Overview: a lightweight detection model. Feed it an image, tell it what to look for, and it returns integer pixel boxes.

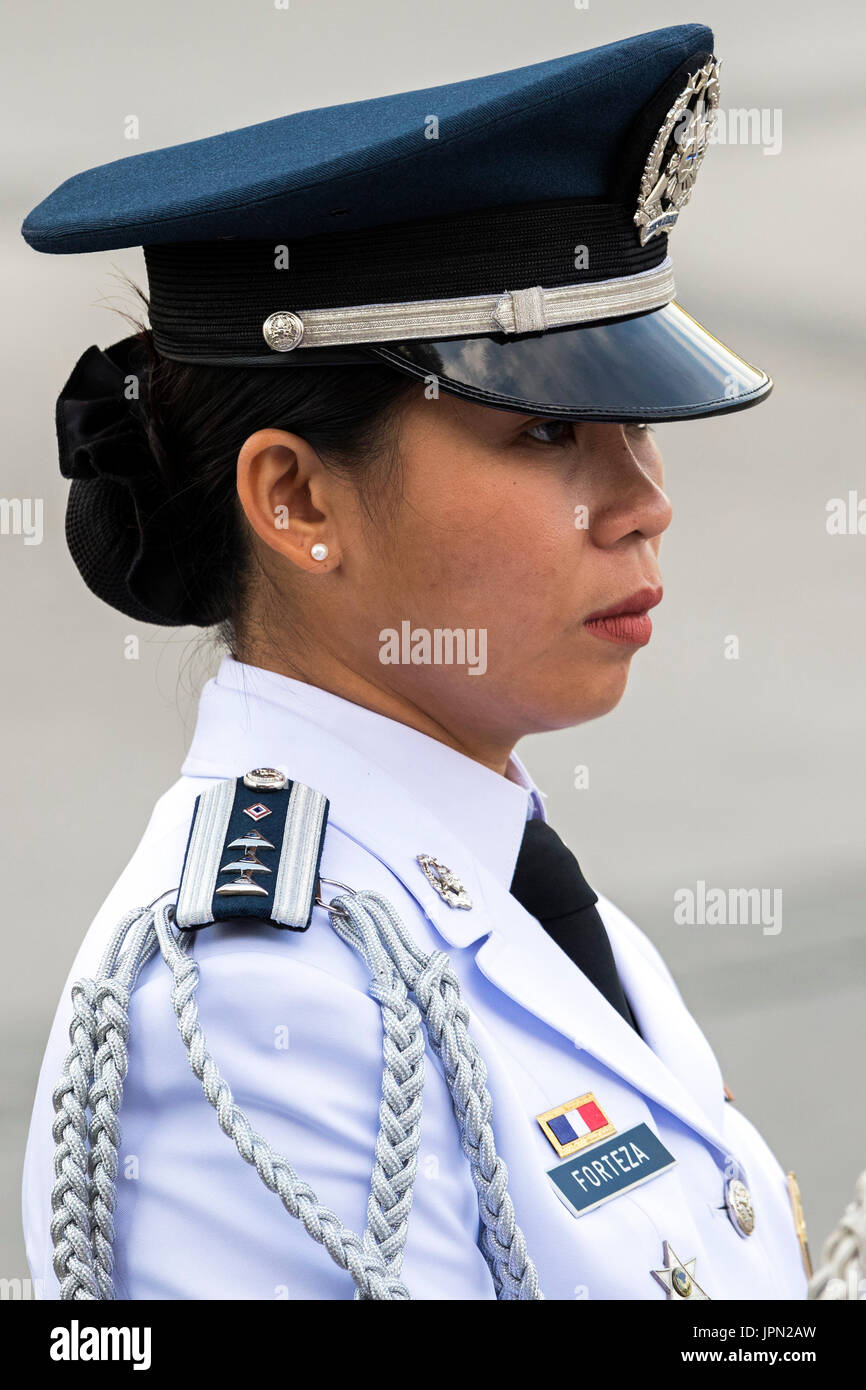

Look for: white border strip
[266,259,675,349]
[272,782,328,928]
[176,778,235,928]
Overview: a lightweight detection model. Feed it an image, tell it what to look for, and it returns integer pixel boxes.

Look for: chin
[553,661,632,728]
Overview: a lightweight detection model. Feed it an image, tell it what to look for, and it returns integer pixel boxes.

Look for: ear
[236,428,340,572]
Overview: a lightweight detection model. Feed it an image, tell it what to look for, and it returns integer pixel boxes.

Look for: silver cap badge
[634,57,721,246]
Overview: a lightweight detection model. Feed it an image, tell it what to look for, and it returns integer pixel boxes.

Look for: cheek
[396,465,581,626]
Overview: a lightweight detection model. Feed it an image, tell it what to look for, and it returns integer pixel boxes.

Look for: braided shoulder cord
[87,914,159,1299]
[52,898,410,1300]
[326,894,426,1295]
[152,902,412,1300]
[51,974,98,1299]
[51,907,159,1299]
[51,887,542,1300]
[331,890,543,1301]
[809,1172,866,1300]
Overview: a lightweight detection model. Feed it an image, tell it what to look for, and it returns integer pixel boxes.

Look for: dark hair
[60,314,417,639]
[137,328,419,639]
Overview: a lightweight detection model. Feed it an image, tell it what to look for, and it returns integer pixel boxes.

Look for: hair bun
[56,336,212,625]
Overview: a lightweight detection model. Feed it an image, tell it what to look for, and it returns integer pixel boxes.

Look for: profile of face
[237,389,672,766]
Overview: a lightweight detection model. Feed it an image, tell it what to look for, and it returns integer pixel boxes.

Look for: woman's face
[322,391,672,747]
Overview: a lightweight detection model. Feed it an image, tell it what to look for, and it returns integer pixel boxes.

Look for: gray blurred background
[2,0,864,1286]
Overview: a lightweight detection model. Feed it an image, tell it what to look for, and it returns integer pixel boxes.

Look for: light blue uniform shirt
[23,657,807,1299]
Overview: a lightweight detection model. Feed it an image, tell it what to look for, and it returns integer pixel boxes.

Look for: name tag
[547,1123,676,1218]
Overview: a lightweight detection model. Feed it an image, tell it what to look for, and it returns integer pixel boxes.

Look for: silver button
[726,1178,755,1237]
[262,310,305,352]
[243,767,288,791]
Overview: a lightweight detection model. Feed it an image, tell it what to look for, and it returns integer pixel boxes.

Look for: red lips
[584,586,663,647]
[584,586,664,622]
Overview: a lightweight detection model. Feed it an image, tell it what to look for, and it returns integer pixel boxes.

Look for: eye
[626,422,655,436]
[523,419,574,445]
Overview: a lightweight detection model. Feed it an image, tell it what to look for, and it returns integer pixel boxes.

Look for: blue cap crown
[23,24,713,254]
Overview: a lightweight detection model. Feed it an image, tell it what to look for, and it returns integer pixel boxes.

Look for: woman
[21,24,809,1300]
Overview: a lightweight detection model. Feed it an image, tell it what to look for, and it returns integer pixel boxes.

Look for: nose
[585,424,673,548]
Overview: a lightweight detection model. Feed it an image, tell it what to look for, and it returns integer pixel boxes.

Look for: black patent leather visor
[366,301,771,422]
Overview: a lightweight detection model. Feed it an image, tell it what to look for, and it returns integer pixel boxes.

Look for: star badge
[651,1241,710,1300]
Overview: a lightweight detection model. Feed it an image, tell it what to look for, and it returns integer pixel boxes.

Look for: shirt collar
[182,656,546,887]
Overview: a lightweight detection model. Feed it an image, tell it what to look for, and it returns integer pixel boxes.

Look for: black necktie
[510,818,638,1032]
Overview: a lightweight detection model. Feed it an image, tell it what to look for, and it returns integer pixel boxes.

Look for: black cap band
[144,199,667,363]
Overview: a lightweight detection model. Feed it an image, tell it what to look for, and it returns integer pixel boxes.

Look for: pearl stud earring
[311,543,329,562]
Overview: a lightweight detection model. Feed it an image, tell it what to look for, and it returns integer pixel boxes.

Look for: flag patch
[536,1092,616,1158]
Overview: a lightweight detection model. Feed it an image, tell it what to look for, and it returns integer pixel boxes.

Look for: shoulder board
[176,768,329,931]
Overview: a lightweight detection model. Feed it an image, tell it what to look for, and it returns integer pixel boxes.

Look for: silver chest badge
[417,854,472,910]
[651,1241,710,1300]
[634,57,721,246]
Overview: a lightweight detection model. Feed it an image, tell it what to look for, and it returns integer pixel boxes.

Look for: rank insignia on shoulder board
[176,768,329,931]
[536,1092,616,1158]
